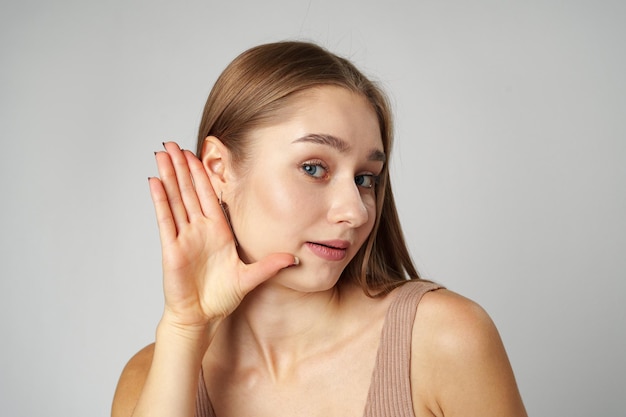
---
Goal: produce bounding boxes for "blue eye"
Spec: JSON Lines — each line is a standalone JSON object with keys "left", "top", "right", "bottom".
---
{"left": 355, "top": 174, "right": 378, "bottom": 189}
{"left": 302, "top": 162, "right": 327, "bottom": 178}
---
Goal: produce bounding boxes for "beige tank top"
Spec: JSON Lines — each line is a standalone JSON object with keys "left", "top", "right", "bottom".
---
{"left": 194, "top": 280, "right": 441, "bottom": 417}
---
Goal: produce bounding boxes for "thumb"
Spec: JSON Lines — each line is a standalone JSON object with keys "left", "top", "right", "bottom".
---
{"left": 239, "top": 253, "right": 299, "bottom": 294}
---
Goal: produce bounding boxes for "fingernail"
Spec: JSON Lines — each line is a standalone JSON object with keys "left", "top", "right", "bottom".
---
{"left": 292, "top": 256, "right": 300, "bottom": 266}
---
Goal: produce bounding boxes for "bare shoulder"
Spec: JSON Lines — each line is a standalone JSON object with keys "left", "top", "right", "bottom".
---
{"left": 411, "top": 289, "right": 502, "bottom": 376}
{"left": 411, "top": 289, "right": 527, "bottom": 417}
{"left": 416, "top": 289, "right": 498, "bottom": 347}
{"left": 111, "top": 344, "right": 155, "bottom": 417}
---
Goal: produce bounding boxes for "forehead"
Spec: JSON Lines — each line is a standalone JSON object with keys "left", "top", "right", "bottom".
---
{"left": 252, "top": 86, "right": 383, "bottom": 153}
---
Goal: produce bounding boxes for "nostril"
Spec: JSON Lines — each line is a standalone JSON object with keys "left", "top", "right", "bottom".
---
{"left": 326, "top": 182, "right": 371, "bottom": 225}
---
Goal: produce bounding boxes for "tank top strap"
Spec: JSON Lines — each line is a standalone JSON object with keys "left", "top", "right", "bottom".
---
{"left": 363, "top": 280, "right": 442, "bottom": 417}
{"left": 195, "top": 367, "right": 216, "bottom": 417}
{"left": 195, "top": 280, "right": 442, "bottom": 417}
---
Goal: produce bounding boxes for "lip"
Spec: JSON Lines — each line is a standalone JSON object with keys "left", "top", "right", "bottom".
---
{"left": 305, "top": 240, "right": 350, "bottom": 261}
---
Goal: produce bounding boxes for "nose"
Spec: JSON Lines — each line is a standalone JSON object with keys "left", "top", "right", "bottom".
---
{"left": 327, "top": 179, "right": 369, "bottom": 228}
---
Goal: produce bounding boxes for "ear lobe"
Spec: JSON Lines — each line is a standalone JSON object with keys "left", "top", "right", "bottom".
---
{"left": 201, "top": 136, "right": 230, "bottom": 187}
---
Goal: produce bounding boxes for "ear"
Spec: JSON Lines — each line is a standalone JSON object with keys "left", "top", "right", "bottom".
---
{"left": 201, "top": 136, "right": 233, "bottom": 193}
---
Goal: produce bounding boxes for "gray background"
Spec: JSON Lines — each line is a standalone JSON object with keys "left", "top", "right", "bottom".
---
{"left": 1, "top": 1, "right": 624, "bottom": 416}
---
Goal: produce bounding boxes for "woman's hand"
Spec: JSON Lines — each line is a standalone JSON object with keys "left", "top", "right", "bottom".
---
{"left": 149, "top": 142, "right": 297, "bottom": 331}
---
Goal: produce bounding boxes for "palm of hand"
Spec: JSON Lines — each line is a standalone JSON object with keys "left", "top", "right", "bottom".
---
{"left": 149, "top": 142, "right": 296, "bottom": 330}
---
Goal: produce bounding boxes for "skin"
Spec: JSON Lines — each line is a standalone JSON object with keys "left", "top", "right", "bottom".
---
{"left": 111, "top": 86, "right": 527, "bottom": 417}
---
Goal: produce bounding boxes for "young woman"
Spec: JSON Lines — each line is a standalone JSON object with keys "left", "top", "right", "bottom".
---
{"left": 112, "top": 41, "right": 527, "bottom": 417}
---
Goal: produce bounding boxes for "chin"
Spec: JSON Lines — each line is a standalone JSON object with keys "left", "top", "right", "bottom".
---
{"left": 270, "top": 263, "right": 343, "bottom": 293}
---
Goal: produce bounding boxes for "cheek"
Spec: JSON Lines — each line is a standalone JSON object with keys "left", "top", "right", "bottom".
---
{"left": 230, "top": 174, "right": 321, "bottom": 250}
{"left": 362, "top": 196, "right": 378, "bottom": 233}
{"left": 363, "top": 193, "right": 377, "bottom": 213}
{"left": 255, "top": 176, "right": 319, "bottom": 220}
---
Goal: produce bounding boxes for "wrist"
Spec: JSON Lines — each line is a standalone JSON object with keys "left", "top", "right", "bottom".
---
{"left": 156, "top": 312, "right": 222, "bottom": 354}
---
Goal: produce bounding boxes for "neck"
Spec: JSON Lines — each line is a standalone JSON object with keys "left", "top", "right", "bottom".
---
{"left": 216, "top": 281, "right": 349, "bottom": 380}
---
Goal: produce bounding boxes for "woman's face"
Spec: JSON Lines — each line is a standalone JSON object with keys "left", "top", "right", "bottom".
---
{"left": 227, "top": 86, "right": 385, "bottom": 292}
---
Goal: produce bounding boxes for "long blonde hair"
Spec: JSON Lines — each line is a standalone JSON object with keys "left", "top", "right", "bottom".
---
{"left": 196, "top": 41, "right": 422, "bottom": 295}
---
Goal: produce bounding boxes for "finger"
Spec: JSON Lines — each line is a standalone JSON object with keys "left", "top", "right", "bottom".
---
{"left": 183, "top": 150, "right": 221, "bottom": 218}
{"left": 239, "top": 254, "right": 300, "bottom": 294}
{"left": 155, "top": 150, "right": 189, "bottom": 232}
{"left": 183, "top": 150, "right": 238, "bottom": 246}
{"left": 162, "top": 142, "right": 204, "bottom": 221}
{"left": 148, "top": 177, "right": 177, "bottom": 245}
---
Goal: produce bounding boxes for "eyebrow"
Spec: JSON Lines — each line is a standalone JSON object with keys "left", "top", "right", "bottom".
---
{"left": 292, "top": 133, "right": 386, "bottom": 163}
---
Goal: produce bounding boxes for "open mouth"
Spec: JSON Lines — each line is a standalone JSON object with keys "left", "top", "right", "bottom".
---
{"left": 305, "top": 241, "right": 348, "bottom": 261}
{"left": 312, "top": 242, "right": 343, "bottom": 249}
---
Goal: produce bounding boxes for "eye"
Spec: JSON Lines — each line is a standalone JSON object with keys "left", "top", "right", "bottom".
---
{"left": 355, "top": 174, "right": 379, "bottom": 189}
{"left": 301, "top": 161, "right": 328, "bottom": 179}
